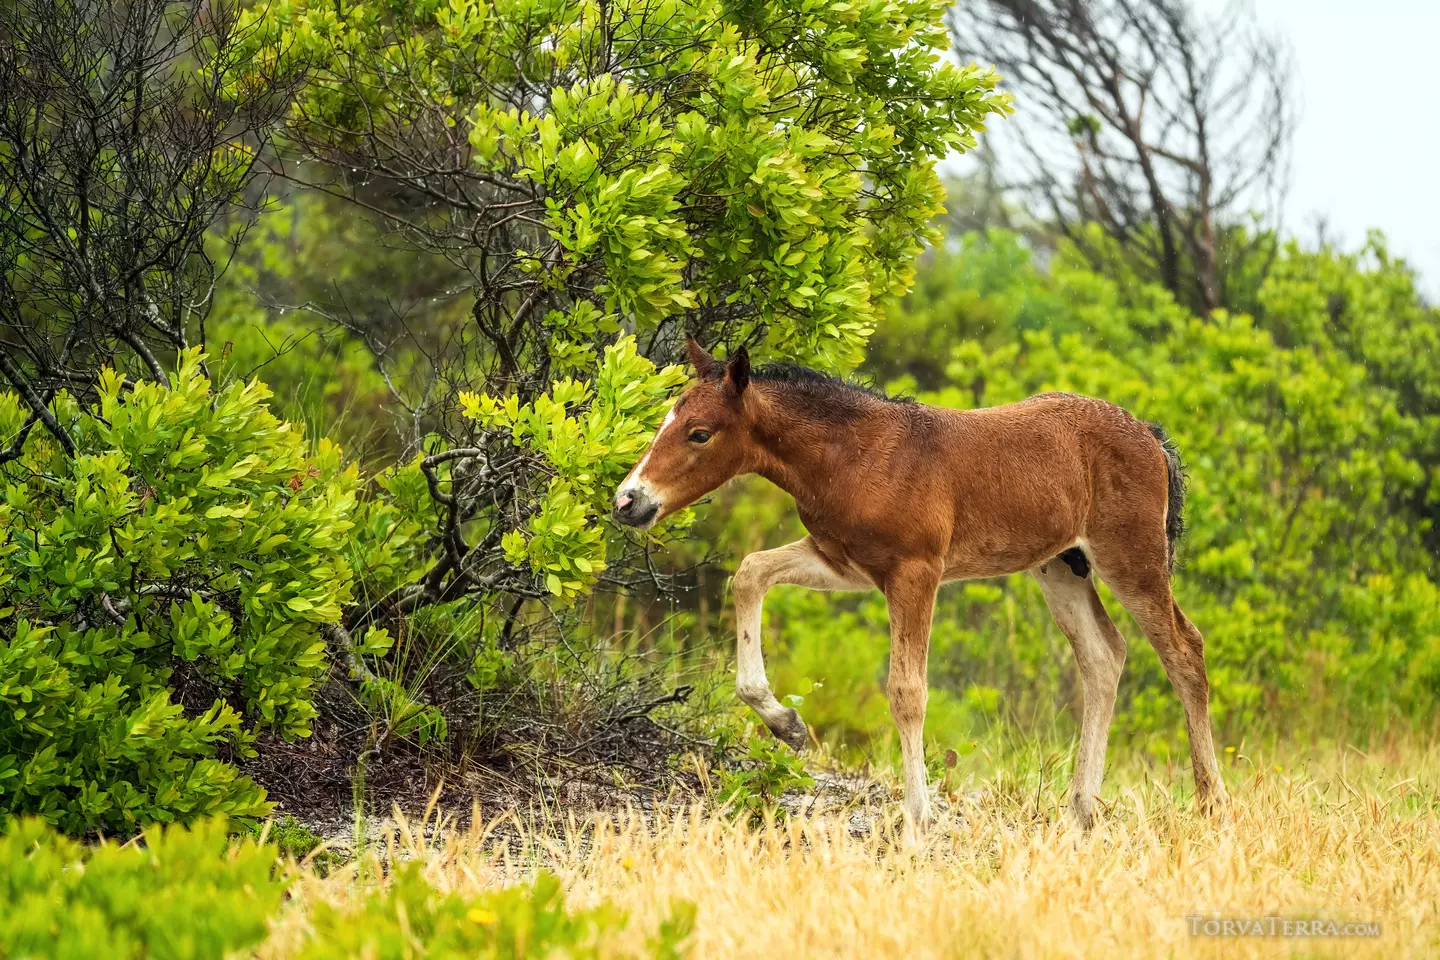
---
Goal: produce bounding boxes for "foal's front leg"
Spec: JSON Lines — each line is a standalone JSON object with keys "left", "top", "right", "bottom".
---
{"left": 884, "top": 560, "right": 942, "bottom": 843}
{"left": 732, "top": 538, "right": 866, "bottom": 749}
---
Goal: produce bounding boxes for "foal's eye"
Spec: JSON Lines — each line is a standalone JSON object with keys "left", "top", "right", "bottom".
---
{"left": 687, "top": 429, "right": 713, "bottom": 444}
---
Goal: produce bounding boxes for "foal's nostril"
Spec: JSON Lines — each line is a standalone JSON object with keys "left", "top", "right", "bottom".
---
{"left": 613, "top": 490, "right": 641, "bottom": 522}
{"left": 613, "top": 489, "right": 658, "bottom": 526}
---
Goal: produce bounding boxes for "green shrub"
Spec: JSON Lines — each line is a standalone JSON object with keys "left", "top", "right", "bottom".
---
{"left": 0, "top": 353, "right": 361, "bottom": 833}
{"left": 0, "top": 816, "right": 287, "bottom": 959}
{"left": 715, "top": 735, "right": 816, "bottom": 823}
{"left": 300, "top": 865, "right": 695, "bottom": 959}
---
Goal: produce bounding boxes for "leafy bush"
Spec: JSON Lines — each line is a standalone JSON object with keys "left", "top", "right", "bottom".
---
{"left": 301, "top": 865, "right": 695, "bottom": 959}
{"left": 715, "top": 735, "right": 816, "bottom": 823}
{"left": 460, "top": 336, "right": 692, "bottom": 603}
{"left": 0, "top": 816, "right": 287, "bottom": 959}
{"left": 0, "top": 353, "right": 361, "bottom": 833}
{"left": 239, "top": 0, "right": 1011, "bottom": 369}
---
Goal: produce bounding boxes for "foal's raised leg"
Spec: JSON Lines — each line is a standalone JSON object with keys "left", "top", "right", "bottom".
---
{"left": 883, "top": 560, "right": 942, "bottom": 844}
{"left": 732, "top": 538, "right": 867, "bottom": 749}
{"left": 1032, "top": 559, "right": 1127, "bottom": 829}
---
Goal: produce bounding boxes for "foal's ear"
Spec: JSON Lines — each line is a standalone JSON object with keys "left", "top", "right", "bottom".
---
{"left": 725, "top": 345, "right": 750, "bottom": 396}
{"left": 685, "top": 336, "right": 724, "bottom": 380}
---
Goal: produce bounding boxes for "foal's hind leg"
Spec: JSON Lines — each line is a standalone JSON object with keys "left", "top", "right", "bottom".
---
{"left": 1032, "top": 559, "right": 1127, "bottom": 830}
{"left": 1090, "top": 543, "right": 1228, "bottom": 814}
{"left": 732, "top": 538, "right": 868, "bottom": 749}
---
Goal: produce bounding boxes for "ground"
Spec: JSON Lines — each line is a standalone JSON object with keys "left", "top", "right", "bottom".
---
{"left": 258, "top": 739, "right": 1440, "bottom": 958}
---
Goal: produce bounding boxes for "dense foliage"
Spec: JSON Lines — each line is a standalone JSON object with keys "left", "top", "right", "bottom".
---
{"left": 239, "top": 0, "right": 1010, "bottom": 366}
{"left": 0, "top": 354, "right": 364, "bottom": 832}
{"left": 197, "top": 0, "right": 1013, "bottom": 648}
{"left": 1, "top": 815, "right": 692, "bottom": 958}
{"left": 0, "top": 817, "right": 286, "bottom": 959}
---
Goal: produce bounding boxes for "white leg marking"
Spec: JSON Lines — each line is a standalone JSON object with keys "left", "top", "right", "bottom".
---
{"left": 733, "top": 538, "right": 868, "bottom": 747}
{"left": 1033, "top": 561, "right": 1125, "bottom": 829}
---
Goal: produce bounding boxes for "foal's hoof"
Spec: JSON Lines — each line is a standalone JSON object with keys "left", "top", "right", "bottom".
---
{"left": 901, "top": 811, "right": 935, "bottom": 851}
{"left": 770, "top": 708, "right": 810, "bottom": 752}
{"left": 1198, "top": 788, "right": 1232, "bottom": 824}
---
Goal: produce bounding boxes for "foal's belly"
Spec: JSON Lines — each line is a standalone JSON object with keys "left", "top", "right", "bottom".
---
{"left": 805, "top": 516, "right": 1075, "bottom": 587}
{"left": 940, "top": 533, "right": 1078, "bottom": 582}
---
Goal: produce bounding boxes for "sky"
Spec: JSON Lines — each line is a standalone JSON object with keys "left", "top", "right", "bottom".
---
{"left": 1244, "top": 0, "right": 1440, "bottom": 297}
{"left": 952, "top": 0, "right": 1440, "bottom": 300}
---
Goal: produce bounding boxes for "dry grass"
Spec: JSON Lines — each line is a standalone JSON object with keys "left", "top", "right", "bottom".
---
{"left": 264, "top": 743, "right": 1440, "bottom": 959}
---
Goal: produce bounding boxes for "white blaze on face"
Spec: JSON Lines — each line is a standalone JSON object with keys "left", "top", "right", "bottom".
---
{"left": 619, "top": 406, "right": 677, "bottom": 504}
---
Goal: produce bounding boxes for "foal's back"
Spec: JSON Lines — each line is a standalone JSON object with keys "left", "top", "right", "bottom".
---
{"left": 904, "top": 392, "right": 1172, "bottom": 581}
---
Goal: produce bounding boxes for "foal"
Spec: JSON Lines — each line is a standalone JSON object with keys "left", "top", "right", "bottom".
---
{"left": 613, "top": 339, "right": 1228, "bottom": 837}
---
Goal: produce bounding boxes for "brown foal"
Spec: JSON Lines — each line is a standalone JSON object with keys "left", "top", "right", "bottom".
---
{"left": 613, "top": 339, "right": 1228, "bottom": 840}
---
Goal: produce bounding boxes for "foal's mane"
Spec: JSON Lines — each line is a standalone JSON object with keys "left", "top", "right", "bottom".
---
{"left": 750, "top": 362, "right": 914, "bottom": 423}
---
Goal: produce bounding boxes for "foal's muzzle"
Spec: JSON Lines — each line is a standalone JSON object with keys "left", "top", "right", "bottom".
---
{"left": 613, "top": 488, "right": 660, "bottom": 527}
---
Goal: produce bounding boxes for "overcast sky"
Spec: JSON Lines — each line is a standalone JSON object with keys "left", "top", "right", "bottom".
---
{"left": 1244, "top": 0, "right": 1439, "bottom": 297}
{"left": 952, "top": 1, "right": 1440, "bottom": 300}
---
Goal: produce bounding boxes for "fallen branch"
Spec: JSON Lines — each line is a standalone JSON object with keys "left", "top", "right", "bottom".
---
{"left": 618, "top": 685, "right": 695, "bottom": 724}
{"left": 321, "top": 621, "right": 377, "bottom": 684}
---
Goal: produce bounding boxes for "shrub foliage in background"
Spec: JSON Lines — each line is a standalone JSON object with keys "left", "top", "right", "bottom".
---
{"left": 0, "top": 354, "right": 361, "bottom": 833}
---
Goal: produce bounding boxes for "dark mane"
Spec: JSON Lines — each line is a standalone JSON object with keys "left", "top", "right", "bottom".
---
{"left": 751, "top": 362, "right": 914, "bottom": 409}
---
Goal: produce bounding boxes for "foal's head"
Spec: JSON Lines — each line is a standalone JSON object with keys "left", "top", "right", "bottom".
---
{"left": 612, "top": 339, "right": 754, "bottom": 528}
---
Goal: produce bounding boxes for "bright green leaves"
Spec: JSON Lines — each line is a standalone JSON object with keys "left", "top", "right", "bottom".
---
{"left": 245, "top": 0, "right": 1010, "bottom": 373}
{"left": 0, "top": 350, "right": 361, "bottom": 834}
{"left": 462, "top": 336, "right": 687, "bottom": 601}
{"left": 299, "top": 863, "right": 695, "bottom": 959}
{"left": 548, "top": 160, "right": 696, "bottom": 324}
{"left": 542, "top": 301, "right": 623, "bottom": 372}
{"left": 0, "top": 817, "right": 288, "bottom": 960}
{"left": 523, "top": 479, "right": 605, "bottom": 600}
{"left": 347, "top": 456, "right": 435, "bottom": 605}
{"left": 435, "top": 0, "right": 492, "bottom": 43}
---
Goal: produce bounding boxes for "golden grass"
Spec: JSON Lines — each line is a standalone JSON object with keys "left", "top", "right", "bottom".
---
{"left": 264, "top": 745, "right": 1440, "bottom": 959}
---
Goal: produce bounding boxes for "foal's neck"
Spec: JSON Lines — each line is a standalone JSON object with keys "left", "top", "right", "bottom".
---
{"left": 746, "top": 385, "right": 892, "bottom": 513}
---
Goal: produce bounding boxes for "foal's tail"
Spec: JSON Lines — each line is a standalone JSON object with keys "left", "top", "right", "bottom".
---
{"left": 1146, "top": 422, "right": 1186, "bottom": 569}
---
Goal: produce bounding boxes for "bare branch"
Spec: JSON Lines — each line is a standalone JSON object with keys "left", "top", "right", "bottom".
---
{"left": 947, "top": 0, "right": 1294, "bottom": 313}
{"left": 0, "top": 0, "right": 305, "bottom": 426}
